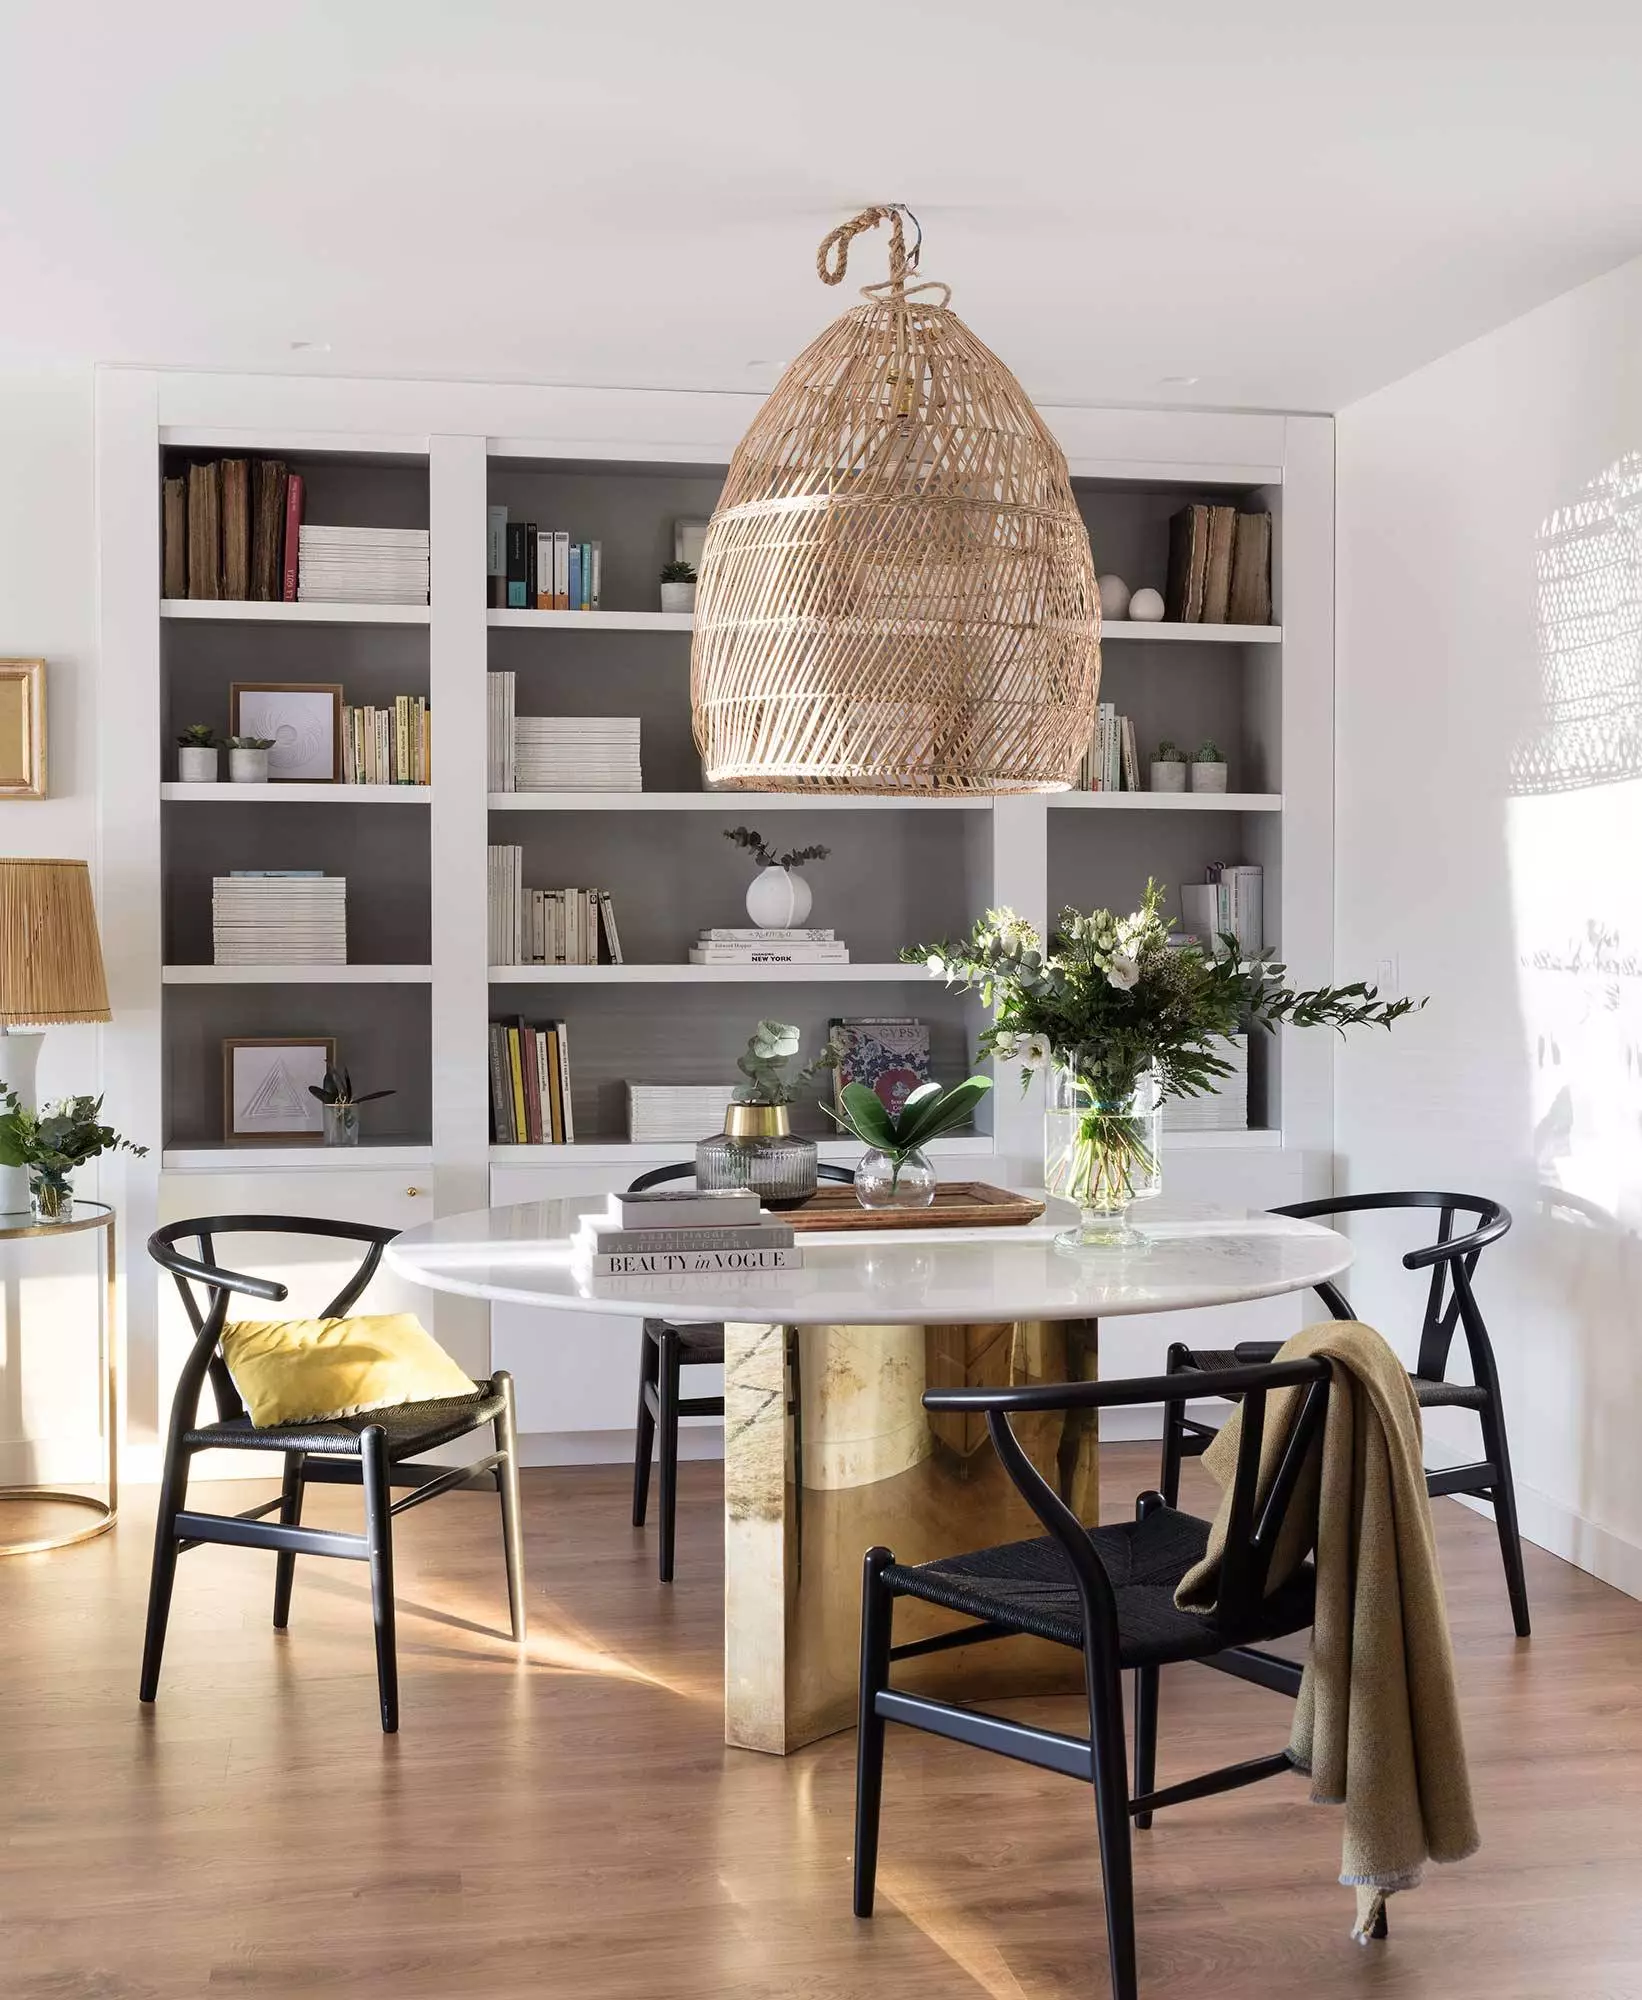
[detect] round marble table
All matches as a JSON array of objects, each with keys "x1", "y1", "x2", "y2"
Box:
[{"x1": 389, "y1": 1196, "x2": 1351, "y2": 1753}]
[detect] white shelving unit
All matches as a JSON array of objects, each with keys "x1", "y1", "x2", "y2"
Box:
[
  {"x1": 490, "y1": 791, "x2": 990, "y2": 812},
  {"x1": 1049, "y1": 792, "x2": 1282, "y2": 812},
  {"x1": 161, "y1": 964, "x2": 433, "y2": 984},
  {"x1": 162, "y1": 598, "x2": 430, "y2": 625},
  {"x1": 161, "y1": 782, "x2": 431, "y2": 804},
  {"x1": 487, "y1": 608, "x2": 692, "y2": 632},
  {"x1": 1100, "y1": 620, "x2": 1282, "y2": 644},
  {"x1": 487, "y1": 963, "x2": 941, "y2": 984}
]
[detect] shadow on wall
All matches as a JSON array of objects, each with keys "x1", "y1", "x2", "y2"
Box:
[{"x1": 1508, "y1": 453, "x2": 1642, "y2": 1535}]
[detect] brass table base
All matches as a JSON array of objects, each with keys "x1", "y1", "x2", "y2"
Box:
[{"x1": 0, "y1": 1489, "x2": 116, "y2": 1557}]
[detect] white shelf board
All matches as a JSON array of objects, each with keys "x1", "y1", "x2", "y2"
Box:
[
  {"x1": 162, "y1": 782, "x2": 431, "y2": 804},
  {"x1": 487, "y1": 609, "x2": 692, "y2": 632},
  {"x1": 163, "y1": 964, "x2": 433, "y2": 985},
  {"x1": 488, "y1": 963, "x2": 940, "y2": 985},
  {"x1": 162, "y1": 599, "x2": 430, "y2": 626},
  {"x1": 1101, "y1": 621, "x2": 1281, "y2": 644},
  {"x1": 1049, "y1": 792, "x2": 1281, "y2": 812},
  {"x1": 163, "y1": 1143, "x2": 435, "y2": 1171},
  {"x1": 489, "y1": 791, "x2": 989, "y2": 812},
  {"x1": 491, "y1": 1135, "x2": 995, "y2": 1165}
]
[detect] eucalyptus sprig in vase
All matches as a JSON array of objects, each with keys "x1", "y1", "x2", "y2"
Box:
[
  {"x1": 0, "y1": 1088, "x2": 148, "y2": 1223},
  {"x1": 695, "y1": 1020, "x2": 836, "y2": 1208}
]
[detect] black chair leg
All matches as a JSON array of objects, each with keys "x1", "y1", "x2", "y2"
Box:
[
  {"x1": 1132, "y1": 1666, "x2": 1159, "y2": 1831},
  {"x1": 272, "y1": 1449, "x2": 306, "y2": 1630},
  {"x1": 1482, "y1": 1402, "x2": 1531, "y2": 1638},
  {"x1": 492, "y1": 1370, "x2": 527, "y2": 1643},
  {"x1": 1088, "y1": 1654, "x2": 1139, "y2": 2000},
  {"x1": 1159, "y1": 1342, "x2": 1189, "y2": 1507},
  {"x1": 632, "y1": 1323, "x2": 659, "y2": 1527},
  {"x1": 139, "y1": 1445, "x2": 192, "y2": 1704},
  {"x1": 788, "y1": 1328, "x2": 804, "y2": 1575},
  {"x1": 360, "y1": 1424, "x2": 399, "y2": 1733},
  {"x1": 656, "y1": 1326, "x2": 680, "y2": 1584},
  {"x1": 853, "y1": 1547, "x2": 895, "y2": 1919}
]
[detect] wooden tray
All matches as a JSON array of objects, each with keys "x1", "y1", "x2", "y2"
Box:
[{"x1": 785, "y1": 1182, "x2": 1045, "y2": 1232}]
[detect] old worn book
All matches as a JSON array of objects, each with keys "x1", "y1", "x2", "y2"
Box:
[
  {"x1": 1201, "y1": 504, "x2": 1238, "y2": 623},
  {"x1": 161, "y1": 476, "x2": 187, "y2": 598},
  {"x1": 251, "y1": 459, "x2": 288, "y2": 600},
  {"x1": 1228, "y1": 511, "x2": 1273, "y2": 625},
  {"x1": 220, "y1": 459, "x2": 251, "y2": 599},
  {"x1": 186, "y1": 460, "x2": 221, "y2": 600},
  {"x1": 1165, "y1": 503, "x2": 1211, "y2": 621}
]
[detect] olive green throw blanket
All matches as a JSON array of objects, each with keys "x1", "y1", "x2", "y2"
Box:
[{"x1": 1175, "y1": 1320, "x2": 1479, "y2": 1939}]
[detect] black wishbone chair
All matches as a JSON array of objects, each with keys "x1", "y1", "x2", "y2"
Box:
[
  {"x1": 627, "y1": 1161, "x2": 852, "y2": 1580},
  {"x1": 1158, "y1": 1191, "x2": 1527, "y2": 1636},
  {"x1": 143, "y1": 1216, "x2": 526, "y2": 1732},
  {"x1": 854, "y1": 1357, "x2": 1333, "y2": 2000}
]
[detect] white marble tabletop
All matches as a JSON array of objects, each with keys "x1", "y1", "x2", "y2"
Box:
[{"x1": 385, "y1": 1195, "x2": 1352, "y2": 1325}]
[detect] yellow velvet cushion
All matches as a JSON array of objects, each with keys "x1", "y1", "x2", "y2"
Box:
[{"x1": 220, "y1": 1314, "x2": 477, "y2": 1428}]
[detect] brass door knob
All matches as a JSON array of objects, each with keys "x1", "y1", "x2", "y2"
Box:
[{"x1": 404, "y1": 1186, "x2": 425, "y2": 1198}]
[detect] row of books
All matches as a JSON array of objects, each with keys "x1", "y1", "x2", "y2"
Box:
[
  {"x1": 341, "y1": 698, "x2": 431, "y2": 786},
  {"x1": 163, "y1": 458, "x2": 300, "y2": 602},
  {"x1": 1164, "y1": 506, "x2": 1272, "y2": 625},
  {"x1": 212, "y1": 872, "x2": 345, "y2": 965},
  {"x1": 487, "y1": 845, "x2": 623, "y2": 965},
  {"x1": 1180, "y1": 863, "x2": 1265, "y2": 958},
  {"x1": 688, "y1": 926, "x2": 849, "y2": 965},
  {"x1": 485, "y1": 674, "x2": 643, "y2": 792},
  {"x1": 487, "y1": 1018, "x2": 576, "y2": 1144},
  {"x1": 1076, "y1": 703, "x2": 1140, "y2": 791},
  {"x1": 572, "y1": 1187, "x2": 800, "y2": 1277},
  {"x1": 298, "y1": 525, "x2": 429, "y2": 606},
  {"x1": 487, "y1": 510, "x2": 602, "y2": 611}
]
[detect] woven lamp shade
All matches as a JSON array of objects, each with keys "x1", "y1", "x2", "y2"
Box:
[
  {"x1": 691, "y1": 206, "x2": 1100, "y2": 794},
  {"x1": 0, "y1": 859, "x2": 111, "y2": 1024}
]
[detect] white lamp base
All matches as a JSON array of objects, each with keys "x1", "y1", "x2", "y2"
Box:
[{"x1": 0, "y1": 1029, "x2": 45, "y2": 1217}]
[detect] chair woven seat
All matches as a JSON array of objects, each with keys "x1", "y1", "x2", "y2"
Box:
[
  {"x1": 185, "y1": 1385, "x2": 506, "y2": 1460},
  {"x1": 1412, "y1": 1377, "x2": 1489, "y2": 1410},
  {"x1": 884, "y1": 1504, "x2": 1316, "y2": 1668},
  {"x1": 658, "y1": 1323, "x2": 725, "y2": 1367}
]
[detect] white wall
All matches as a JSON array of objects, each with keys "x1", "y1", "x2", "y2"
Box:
[{"x1": 1336, "y1": 252, "x2": 1642, "y2": 1597}]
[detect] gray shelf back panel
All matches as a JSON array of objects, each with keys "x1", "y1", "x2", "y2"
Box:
[
  {"x1": 161, "y1": 451, "x2": 431, "y2": 533},
  {"x1": 1073, "y1": 479, "x2": 1274, "y2": 608},
  {"x1": 488, "y1": 628, "x2": 701, "y2": 791},
  {"x1": 162, "y1": 800, "x2": 432, "y2": 965},
  {"x1": 485, "y1": 463, "x2": 725, "y2": 616},
  {"x1": 490, "y1": 978, "x2": 989, "y2": 1145},
  {"x1": 164, "y1": 983, "x2": 433, "y2": 1149},
  {"x1": 1093, "y1": 650, "x2": 1277, "y2": 793}
]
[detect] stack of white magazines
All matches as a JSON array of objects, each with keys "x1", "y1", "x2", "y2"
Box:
[
  {"x1": 298, "y1": 526, "x2": 430, "y2": 605},
  {"x1": 573, "y1": 1186, "x2": 801, "y2": 1275},
  {"x1": 688, "y1": 927, "x2": 849, "y2": 966},
  {"x1": 1163, "y1": 1033, "x2": 1249, "y2": 1132},
  {"x1": 513, "y1": 716, "x2": 640, "y2": 792},
  {"x1": 212, "y1": 873, "x2": 346, "y2": 965},
  {"x1": 625, "y1": 1083, "x2": 735, "y2": 1143}
]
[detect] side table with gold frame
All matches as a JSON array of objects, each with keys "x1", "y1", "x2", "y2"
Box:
[{"x1": 0, "y1": 1201, "x2": 118, "y2": 1555}]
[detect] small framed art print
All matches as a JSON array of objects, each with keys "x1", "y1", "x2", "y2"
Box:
[
  {"x1": 230, "y1": 682, "x2": 343, "y2": 782},
  {"x1": 0, "y1": 660, "x2": 46, "y2": 799},
  {"x1": 223, "y1": 1037, "x2": 336, "y2": 1143}
]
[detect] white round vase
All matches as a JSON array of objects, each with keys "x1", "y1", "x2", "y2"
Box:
[
  {"x1": 1128, "y1": 587, "x2": 1166, "y2": 622},
  {"x1": 746, "y1": 866, "x2": 812, "y2": 928},
  {"x1": 1097, "y1": 573, "x2": 1131, "y2": 621}
]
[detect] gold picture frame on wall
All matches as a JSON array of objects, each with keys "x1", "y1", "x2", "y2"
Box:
[{"x1": 0, "y1": 661, "x2": 46, "y2": 799}]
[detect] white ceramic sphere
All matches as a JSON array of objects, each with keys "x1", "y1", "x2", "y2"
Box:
[
  {"x1": 746, "y1": 865, "x2": 812, "y2": 928},
  {"x1": 1097, "y1": 574, "x2": 1131, "y2": 621},
  {"x1": 1128, "y1": 587, "x2": 1165, "y2": 622}
]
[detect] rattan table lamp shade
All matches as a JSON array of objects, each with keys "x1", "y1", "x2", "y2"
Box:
[
  {"x1": 0, "y1": 859, "x2": 111, "y2": 1024},
  {"x1": 691, "y1": 205, "x2": 1101, "y2": 794}
]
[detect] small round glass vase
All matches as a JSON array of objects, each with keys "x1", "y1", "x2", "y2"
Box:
[
  {"x1": 695, "y1": 1104, "x2": 818, "y2": 1210},
  {"x1": 854, "y1": 1148, "x2": 937, "y2": 1211},
  {"x1": 29, "y1": 1172, "x2": 74, "y2": 1224},
  {"x1": 1045, "y1": 1060, "x2": 1163, "y2": 1249},
  {"x1": 323, "y1": 1102, "x2": 360, "y2": 1148}
]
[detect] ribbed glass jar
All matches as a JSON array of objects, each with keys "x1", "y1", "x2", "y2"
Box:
[{"x1": 695, "y1": 1104, "x2": 818, "y2": 1210}]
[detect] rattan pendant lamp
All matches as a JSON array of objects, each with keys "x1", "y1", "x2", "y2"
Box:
[{"x1": 691, "y1": 204, "x2": 1101, "y2": 794}]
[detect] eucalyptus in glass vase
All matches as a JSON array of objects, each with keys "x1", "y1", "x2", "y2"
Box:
[{"x1": 909, "y1": 884, "x2": 1420, "y2": 1248}]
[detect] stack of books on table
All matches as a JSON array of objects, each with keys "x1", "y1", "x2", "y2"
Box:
[
  {"x1": 626, "y1": 1083, "x2": 735, "y2": 1143},
  {"x1": 513, "y1": 717, "x2": 641, "y2": 793},
  {"x1": 297, "y1": 526, "x2": 430, "y2": 605},
  {"x1": 212, "y1": 872, "x2": 346, "y2": 965},
  {"x1": 573, "y1": 1186, "x2": 801, "y2": 1276},
  {"x1": 688, "y1": 928, "x2": 849, "y2": 966},
  {"x1": 1163, "y1": 1033, "x2": 1249, "y2": 1132}
]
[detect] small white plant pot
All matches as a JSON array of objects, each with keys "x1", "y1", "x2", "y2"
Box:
[
  {"x1": 659, "y1": 580, "x2": 697, "y2": 614},
  {"x1": 1190, "y1": 760, "x2": 1228, "y2": 794},
  {"x1": 178, "y1": 745, "x2": 219, "y2": 783},
  {"x1": 1149, "y1": 760, "x2": 1187, "y2": 794},
  {"x1": 229, "y1": 747, "x2": 270, "y2": 783},
  {"x1": 746, "y1": 866, "x2": 812, "y2": 928}
]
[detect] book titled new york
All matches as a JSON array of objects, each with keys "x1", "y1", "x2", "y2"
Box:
[
  {"x1": 688, "y1": 944, "x2": 850, "y2": 963},
  {"x1": 590, "y1": 1246, "x2": 802, "y2": 1276}
]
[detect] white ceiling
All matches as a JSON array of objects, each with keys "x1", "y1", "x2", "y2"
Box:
[{"x1": 4, "y1": 0, "x2": 1641, "y2": 413}]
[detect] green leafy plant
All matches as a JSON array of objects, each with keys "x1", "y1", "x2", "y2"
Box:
[
  {"x1": 824, "y1": 1076, "x2": 993, "y2": 1192},
  {"x1": 176, "y1": 723, "x2": 219, "y2": 748},
  {"x1": 1194, "y1": 739, "x2": 1225, "y2": 763},
  {"x1": 225, "y1": 735, "x2": 275, "y2": 751},
  {"x1": 1153, "y1": 739, "x2": 1185, "y2": 763},
  {"x1": 724, "y1": 826, "x2": 831, "y2": 871},
  {"x1": 0, "y1": 1088, "x2": 147, "y2": 1209},
  {"x1": 307, "y1": 1066, "x2": 395, "y2": 1108},
  {"x1": 660, "y1": 559, "x2": 697, "y2": 583},
  {"x1": 732, "y1": 1020, "x2": 835, "y2": 1106}
]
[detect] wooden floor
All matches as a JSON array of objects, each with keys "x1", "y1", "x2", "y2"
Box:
[{"x1": 3, "y1": 1449, "x2": 1641, "y2": 2000}]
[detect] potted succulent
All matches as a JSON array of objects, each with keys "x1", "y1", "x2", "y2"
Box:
[
  {"x1": 825, "y1": 1074, "x2": 992, "y2": 1210},
  {"x1": 1148, "y1": 739, "x2": 1187, "y2": 793},
  {"x1": 176, "y1": 723, "x2": 220, "y2": 783},
  {"x1": 226, "y1": 734, "x2": 276, "y2": 784},
  {"x1": 1190, "y1": 739, "x2": 1229, "y2": 794},
  {"x1": 724, "y1": 826, "x2": 830, "y2": 928},
  {"x1": 695, "y1": 1020, "x2": 835, "y2": 1207},
  {"x1": 0, "y1": 1087, "x2": 147, "y2": 1223},
  {"x1": 308, "y1": 1065, "x2": 395, "y2": 1148},
  {"x1": 660, "y1": 559, "x2": 697, "y2": 614}
]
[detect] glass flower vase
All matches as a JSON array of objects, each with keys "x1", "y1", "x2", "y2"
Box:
[
  {"x1": 29, "y1": 1169, "x2": 74, "y2": 1224},
  {"x1": 854, "y1": 1147, "x2": 937, "y2": 1210},
  {"x1": 695, "y1": 1104, "x2": 818, "y2": 1210},
  {"x1": 1044, "y1": 1060, "x2": 1163, "y2": 1248}
]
